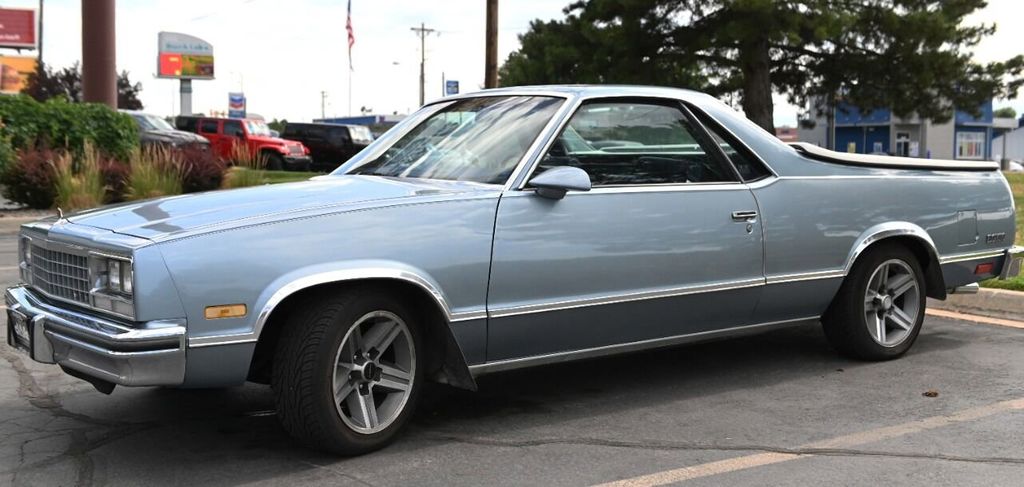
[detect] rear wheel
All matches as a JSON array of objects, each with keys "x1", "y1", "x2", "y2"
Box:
[
  {"x1": 822, "y1": 243, "x2": 926, "y2": 360},
  {"x1": 272, "y1": 290, "x2": 423, "y2": 455}
]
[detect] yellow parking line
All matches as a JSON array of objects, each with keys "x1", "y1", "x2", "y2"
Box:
[
  {"x1": 926, "y1": 308, "x2": 1024, "y2": 329},
  {"x1": 596, "y1": 398, "x2": 1024, "y2": 487}
]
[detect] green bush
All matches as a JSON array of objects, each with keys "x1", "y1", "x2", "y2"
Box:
[{"x1": 0, "y1": 95, "x2": 137, "y2": 160}]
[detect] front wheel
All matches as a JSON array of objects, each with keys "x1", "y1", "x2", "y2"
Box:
[
  {"x1": 272, "y1": 290, "x2": 423, "y2": 455},
  {"x1": 822, "y1": 243, "x2": 926, "y2": 361},
  {"x1": 265, "y1": 153, "x2": 284, "y2": 171}
]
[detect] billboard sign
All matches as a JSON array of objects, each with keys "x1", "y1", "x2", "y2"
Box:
[
  {"x1": 0, "y1": 56, "x2": 37, "y2": 93},
  {"x1": 445, "y1": 80, "x2": 459, "y2": 95},
  {"x1": 157, "y1": 32, "x2": 214, "y2": 79},
  {"x1": 0, "y1": 9, "x2": 37, "y2": 49},
  {"x1": 228, "y1": 92, "x2": 246, "y2": 119}
]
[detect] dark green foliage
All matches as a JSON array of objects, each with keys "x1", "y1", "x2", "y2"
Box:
[
  {"x1": 994, "y1": 107, "x2": 1017, "y2": 118},
  {"x1": 500, "y1": 0, "x2": 1024, "y2": 131},
  {"x1": 0, "y1": 95, "x2": 138, "y2": 161},
  {"x1": 23, "y1": 62, "x2": 144, "y2": 110}
]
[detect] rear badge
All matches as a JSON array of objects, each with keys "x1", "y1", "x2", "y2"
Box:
[{"x1": 986, "y1": 233, "x2": 1006, "y2": 244}]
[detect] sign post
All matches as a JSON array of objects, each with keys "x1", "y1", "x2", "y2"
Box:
[{"x1": 157, "y1": 32, "x2": 215, "y2": 115}]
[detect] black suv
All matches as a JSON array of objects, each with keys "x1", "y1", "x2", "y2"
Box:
[{"x1": 282, "y1": 123, "x2": 373, "y2": 171}]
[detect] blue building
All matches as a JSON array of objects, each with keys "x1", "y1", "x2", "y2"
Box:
[{"x1": 799, "y1": 100, "x2": 995, "y2": 161}]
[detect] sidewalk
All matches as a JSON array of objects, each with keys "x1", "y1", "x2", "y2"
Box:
[{"x1": 929, "y1": 288, "x2": 1024, "y2": 321}]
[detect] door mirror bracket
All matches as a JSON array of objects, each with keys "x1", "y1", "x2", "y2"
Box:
[{"x1": 527, "y1": 166, "x2": 592, "y2": 200}]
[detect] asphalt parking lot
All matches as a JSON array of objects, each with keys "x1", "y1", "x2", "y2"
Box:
[{"x1": 0, "y1": 221, "x2": 1022, "y2": 486}]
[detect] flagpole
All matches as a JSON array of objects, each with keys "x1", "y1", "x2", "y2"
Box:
[{"x1": 348, "y1": 68, "x2": 352, "y2": 116}]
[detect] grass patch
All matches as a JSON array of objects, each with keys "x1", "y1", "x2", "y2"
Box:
[
  {"x1": 223, "y1": 167, "x2": 318, "y2": 188},
  {"x1": 980, "y1": 172, "x2": 1024, "y2": 291}
]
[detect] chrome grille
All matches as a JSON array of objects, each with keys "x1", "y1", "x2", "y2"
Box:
[
  {"x1": 288, "y1": 145, "x2": 303, "y2": 154},
  {"x1": 29, "y1": 245, "x2": 91, "y2": 304}
]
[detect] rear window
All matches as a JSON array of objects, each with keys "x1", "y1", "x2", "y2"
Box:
[{"x1": 349, "y1": 125, "x2": 373, "y2": 144}]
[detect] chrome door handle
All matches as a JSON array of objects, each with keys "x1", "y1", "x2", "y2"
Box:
[{"x1": 731, "y1": 210, "x2": 758, "y2": 222}]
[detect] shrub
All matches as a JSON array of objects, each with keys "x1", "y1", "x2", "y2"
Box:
[
  {"x1": 0, "y1": 147, "x2": 57, "y2": 209},
  {"x1": 0, "y1": 94, "x2": 137, "y2": 160},
  {"x1": 177, "y1": 144, "x2": 225, "y2": 192},
  {"x1": 52, "y1": 145, "x2": 106, "y2": 211},
  {"x1": 126, "y1": 146, "x2": 183, "y2": 200},
  {"x1": 100, "y1": 159, "x2": 130, "y2": 203}
]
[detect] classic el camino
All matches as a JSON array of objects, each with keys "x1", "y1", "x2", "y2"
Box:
[{"x1": 6, "y1": 86, "x2": 1022, "y2": 454}]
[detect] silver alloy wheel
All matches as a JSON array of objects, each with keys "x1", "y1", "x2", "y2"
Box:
[
  {"x1": 863, "y1": 259, "x2": 921, "y2": 347},
  {"x1": 332, "y1": 310, "x2": 415, "y2": 434}
]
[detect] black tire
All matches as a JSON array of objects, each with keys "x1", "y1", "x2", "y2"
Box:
[
  {"x1": 272, "y1": 288, "x2": 424, "y2": 455},
  {"x1": 265, "y1": 153, "x2": 284, "y2": 171},
  {"x1": 822, "y1": 243, "x2": 927, "y2": 361}
]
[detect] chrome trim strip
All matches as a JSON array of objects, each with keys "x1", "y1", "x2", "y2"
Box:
[
  {"x1": 469, "y1": 316, "x2": 820, "y2": 376},
  {"x1": 939, "y1": 249, "x2": 1005, "y2": 265},
  {"x1": 488, "y1": 277, "x2": 765, "y2": 319},
  {"x1": 766, "y1": 269, "x2": 845, "y2": 285},
  {"x1": 502, "y1": 95, "x2": 577, "y2": 192},
  {"x1": 188, "y1": 334, "x2": 258, "y2": 348},
  {"x1": 510, "y1": 94, "x2": 585, "y2": 191},
  {"x1": 845, "y1": 224, "x2": 939, "y2": 274}
]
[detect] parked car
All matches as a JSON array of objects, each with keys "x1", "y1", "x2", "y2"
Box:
[
  {"x1": 282, "y1": 122, "x2": 374, "y2": 171},
  {"x1": 8, "y1": 86, "x2": 1022, "y2": 456},
  {"x1": 122, "y1": 110, "x2": 210, "y2": 151},
  {"x1": 175, "y1": 115, "x2": 311, "y2": 171},
  {"x1": 1008, "y1": 160, "x2": 1023, "y2": 172}
]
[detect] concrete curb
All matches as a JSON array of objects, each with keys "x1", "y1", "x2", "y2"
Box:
[{"x1": 929, "y1": 288, "x2": 1024, "y2": 321}]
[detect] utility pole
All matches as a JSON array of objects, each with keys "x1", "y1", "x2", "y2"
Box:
[
  {"x1": 484, "y1": 0, "x2": 498, "y2": 88},
  {"x1": 81, "y1": 0, "x2": 116, "y2": 107},
  {"x1": 320, "y1": 91, "x2": 327, "y2": 120},
  {"x1": 410, "y1": 23, "x2": 436, "y2": 106},
  {"x1": 37, "y1": 0, "x2": 44, "y2": 66}
]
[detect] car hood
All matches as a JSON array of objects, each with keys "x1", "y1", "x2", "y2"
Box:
[
  {"x1": 141, "y1": 129, "x2": 208, "y2": 145},
  {"x1": 66, "y1": 176, "x2": 498, "y2": 241},
  {"x1": 250, "y1": 135, "x2": 301, "y2": 146}
]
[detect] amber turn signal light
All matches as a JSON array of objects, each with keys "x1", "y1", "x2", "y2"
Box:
[{"x1": 205, "y1": 304, "x2": 247, "y2": 319}]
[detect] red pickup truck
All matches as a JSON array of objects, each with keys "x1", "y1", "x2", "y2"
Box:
[{"x1": 176, "y1": 116, "x2": 312, "y2": 171}]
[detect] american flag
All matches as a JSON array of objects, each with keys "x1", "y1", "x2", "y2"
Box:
[{"x1": 346, "y1": 0, "x2": 355, "y2": 70}]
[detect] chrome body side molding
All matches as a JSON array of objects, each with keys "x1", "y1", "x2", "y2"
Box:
[{"x1": 469, "y1": 316, "x2": 820, "y2": 376}]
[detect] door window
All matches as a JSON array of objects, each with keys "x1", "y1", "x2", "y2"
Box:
[
  {"x1": 224, "y1": 120, "x2": 245, "y2": 137},
  {"x1": 688, "y1": 106, "x2": 772, "y2": 181},
  {"x1": 534, "y1": 100, "x2": 737, "y2": 186},
  {"x1": 199, "y1": 119, "x2": 219, "y2": 134}
]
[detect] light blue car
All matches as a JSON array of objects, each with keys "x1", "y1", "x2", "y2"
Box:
[{"x1": 6, "y1": 86, "x2": 1022, "y2": 454}]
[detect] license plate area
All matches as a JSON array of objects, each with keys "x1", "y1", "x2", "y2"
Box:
[{"x1": 7, "y1": 308, "x2": 32, "y2": 354}]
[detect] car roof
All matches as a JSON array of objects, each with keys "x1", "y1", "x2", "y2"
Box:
[
  {"x1": 434, "y1": 84, "x2": 716, "y2": 105},
  {"x1": 286, "y1": 122, "x2": 358, "y2": 129}
]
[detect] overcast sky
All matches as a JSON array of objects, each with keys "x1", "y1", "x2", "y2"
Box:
[{"x1": 1, "y1": 0, "x2": 1021, "y2": 126}]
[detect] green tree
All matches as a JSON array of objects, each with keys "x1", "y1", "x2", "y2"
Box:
[
  {"x1": 24, "y1": 62, "x2": 144, "y2": 110},
  {"x1": 500, "y1": 0, "x2": 1024, "y2": 132},
  {"x1": 994, "y1": 107, "x2": 1017, "y2": 118},
  {"x1": 267, "y1": 118, "x2": 288, "y2": 133}
]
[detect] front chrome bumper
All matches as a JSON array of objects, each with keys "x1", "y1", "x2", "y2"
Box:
[
  {"x1": 1001, "y1": 246, "x2": 1024, "y2": 279},
  {"x1": 5, "y1": 286, "x2": 186, "y2": 387}
]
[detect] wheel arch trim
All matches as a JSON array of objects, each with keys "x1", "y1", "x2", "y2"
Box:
[
  {"x1": 843, "y1": 222, "x2": 946, "y2": 299},
  {"x1": 187, "y1": 262, "x2": 485, "y2": 348}
]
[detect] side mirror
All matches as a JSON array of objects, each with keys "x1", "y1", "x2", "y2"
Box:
[{"x1": 528, "y1": 166, "x2": 592, "y2": 200}]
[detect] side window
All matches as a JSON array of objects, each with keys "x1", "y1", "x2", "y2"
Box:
[
  {"x1": 283, "y1": 125, "x2": 302, "y2": 138},
  {"x1": 329, "y1": 127, "x2": 351, "y2": 144},
  {"x1": 199, "y1": 119, "x2": 218, "y2": 134},
  {"x1": 689, "y1": 106, "x2": 772, "y2": 182},
  {"x1": 224, "y1": 120, "x2": 244, "y2": 137},
  {"x1": 307, "y1": 126, "x2": 326, "y2": 140},
  {"x1": 534, "y1": 100, "x2": 737, "y2": 186}
]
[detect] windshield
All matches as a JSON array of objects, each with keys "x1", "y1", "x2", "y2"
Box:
[
  {"x1": 245, "y1": 120, "x2": 273, "y2": 137},
  {"x1": 132, "y1": 113, "x2": 175, "y2": 131},
  {"x1": 346, "y1": 96, "x2": 562, "y2": 184}
]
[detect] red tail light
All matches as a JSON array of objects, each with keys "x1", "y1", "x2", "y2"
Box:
[{"x1": 975, "y1": 262, "x2": 995, "y2": 275}]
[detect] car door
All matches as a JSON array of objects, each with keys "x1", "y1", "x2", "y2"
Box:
[
  {"x1": 198, "y1": 119, "x2": 225, "y2": 158},
  {"x1": 486, "y1": 98, "x2": 766, "y2": 361},
  {"x1": 222, "y1": 119, "x2": 248, "y2": 158}
]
